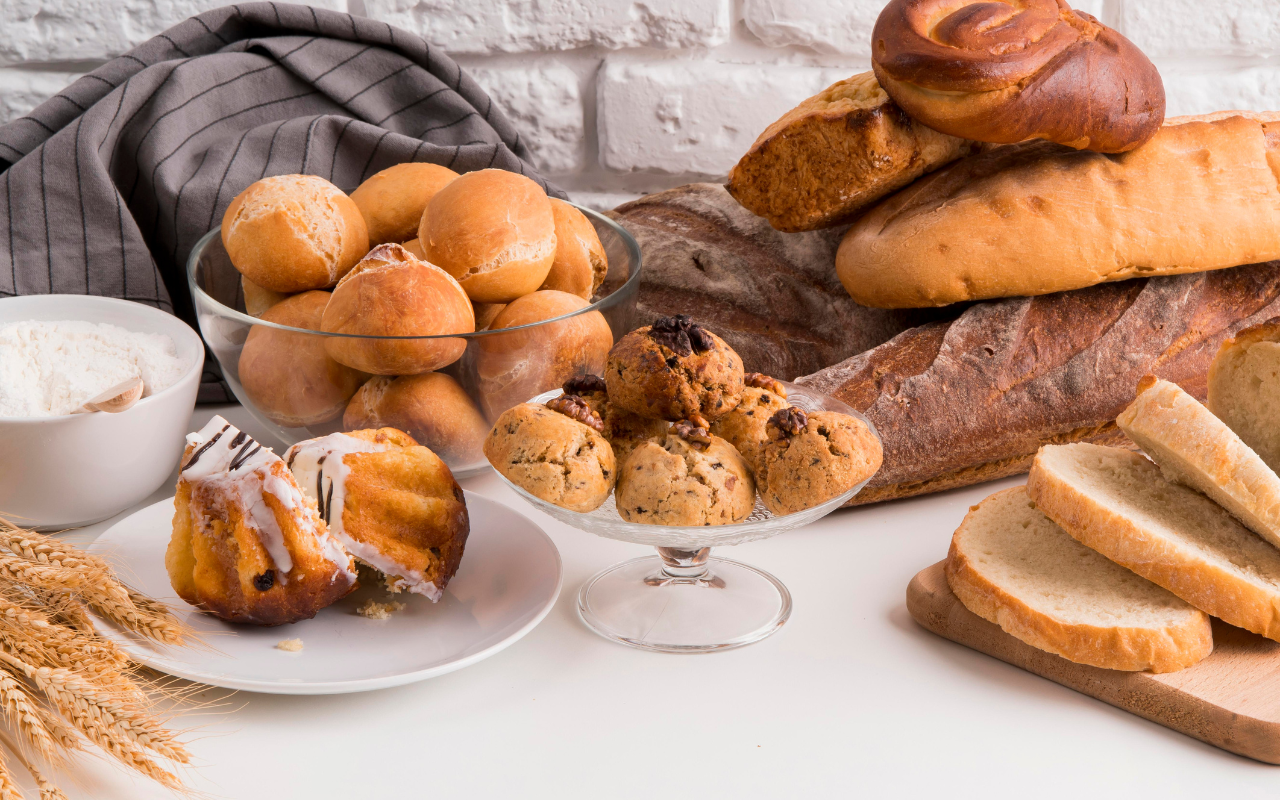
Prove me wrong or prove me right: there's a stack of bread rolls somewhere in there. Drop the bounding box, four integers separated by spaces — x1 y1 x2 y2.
221 165 612 466
727 0 1280 310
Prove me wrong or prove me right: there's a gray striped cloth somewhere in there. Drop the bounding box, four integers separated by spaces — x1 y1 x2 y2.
0 2 561 403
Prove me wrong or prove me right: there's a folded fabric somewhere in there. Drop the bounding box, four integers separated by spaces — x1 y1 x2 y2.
0 2 559 402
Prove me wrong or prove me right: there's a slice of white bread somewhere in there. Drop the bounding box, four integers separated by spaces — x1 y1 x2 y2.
1028 443 1280 641
946 486 1212 673
1117 375 1280 550
1208 318 1280 474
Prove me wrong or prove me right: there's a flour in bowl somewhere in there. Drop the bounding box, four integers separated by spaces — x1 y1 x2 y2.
0 320 190 417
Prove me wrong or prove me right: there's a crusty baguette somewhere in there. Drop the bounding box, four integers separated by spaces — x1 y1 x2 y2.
1208 317 1280 474
946 486 1211 673
725 73 973 233
1117 376 1280 550
797 263 1280 506
836 112 1280 308
1027 443 1280 642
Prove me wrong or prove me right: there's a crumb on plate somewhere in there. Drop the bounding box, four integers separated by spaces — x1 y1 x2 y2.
357 598 405 620
276 638 303 652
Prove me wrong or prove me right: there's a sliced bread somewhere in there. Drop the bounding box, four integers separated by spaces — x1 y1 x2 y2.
1208 318 1280 474
1027 443 1280 641
946 486 1212 673
1117 376 1280 550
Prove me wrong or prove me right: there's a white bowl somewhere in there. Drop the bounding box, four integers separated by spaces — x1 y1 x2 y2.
0 296 204 529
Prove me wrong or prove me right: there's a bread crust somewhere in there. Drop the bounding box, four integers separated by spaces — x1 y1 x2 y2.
837 114 1280 308
540 198 607 299
1028 444 1280 643
1208 316 1280 473
726 72 972 232
946 487 1212 673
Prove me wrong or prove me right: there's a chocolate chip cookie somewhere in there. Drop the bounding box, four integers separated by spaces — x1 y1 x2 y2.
563 374 670 465
605 315 745 422
756 407 882 515
483 398 616 512
709 373 789 474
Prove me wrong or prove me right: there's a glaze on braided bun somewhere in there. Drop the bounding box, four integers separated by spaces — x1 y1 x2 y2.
871 0 1164 153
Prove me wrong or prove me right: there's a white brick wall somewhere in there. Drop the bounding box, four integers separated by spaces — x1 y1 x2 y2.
3 0 1280 207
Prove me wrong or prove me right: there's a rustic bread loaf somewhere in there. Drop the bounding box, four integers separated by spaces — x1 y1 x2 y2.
725 72 973 233
797 263 1280 505
1027 443 1280 642
837 113 1280 308
1208 317 1280 474
946 486 1211 673
1117 376 1280 550
610 183 935 381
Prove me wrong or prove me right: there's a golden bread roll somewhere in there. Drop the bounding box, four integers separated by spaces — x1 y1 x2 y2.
321 243 475 374
837 113 1280 308
237 291 366 426
871 0 1164 153
350 162 458 245
343 373 489 466
727 72 973 232
473 302 505 331
421 169 557 303
401 237 427 260
241 275 290 317
470 290 613 420
221 174 369 293
539 199 607 299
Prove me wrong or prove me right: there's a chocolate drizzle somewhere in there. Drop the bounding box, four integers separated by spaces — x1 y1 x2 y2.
182 424 230 471
649 314 714 357
228 442 262 472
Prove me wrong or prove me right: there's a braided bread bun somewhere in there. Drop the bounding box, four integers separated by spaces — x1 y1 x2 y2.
871 0 1164 153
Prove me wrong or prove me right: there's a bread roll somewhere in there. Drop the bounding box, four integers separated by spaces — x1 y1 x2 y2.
350 163 458 245
237 291 365 426
871 0 1164 152
221 175 368 293
470 290 613 420
421 169 557 303
321 243 475 375
401 238 427 260
473 302 505 331
837 113 1280 308
727 72 973 232
241 275 290 317
539 199 607 299
343 373 489 465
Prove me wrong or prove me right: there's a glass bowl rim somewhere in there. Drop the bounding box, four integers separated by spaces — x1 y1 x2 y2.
185 201 643 341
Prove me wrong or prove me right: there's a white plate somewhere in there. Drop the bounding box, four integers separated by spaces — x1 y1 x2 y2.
88 491 562 694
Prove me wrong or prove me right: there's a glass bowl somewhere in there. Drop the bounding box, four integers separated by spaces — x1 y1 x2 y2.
497 381 882 654
186 203 641 478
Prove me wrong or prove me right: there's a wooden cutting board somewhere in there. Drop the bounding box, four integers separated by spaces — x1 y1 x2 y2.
908 560 1280 764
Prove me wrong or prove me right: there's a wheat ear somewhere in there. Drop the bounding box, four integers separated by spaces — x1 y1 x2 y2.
0 667 71 766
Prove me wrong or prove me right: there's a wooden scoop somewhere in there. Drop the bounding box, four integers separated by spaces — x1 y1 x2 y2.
76 377 145 414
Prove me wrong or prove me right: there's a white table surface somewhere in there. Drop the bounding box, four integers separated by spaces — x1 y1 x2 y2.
29 404 1280 799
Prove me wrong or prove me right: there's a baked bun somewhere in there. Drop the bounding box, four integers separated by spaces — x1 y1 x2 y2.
421 169 557 303
221 174 369 292
401 238 427 260
473 302 505 331
343 373 489 465
350 162 458 245
539 198 607 300
469 290 613 420
871 0 1164 152
237 291 366 427
241 275 290 317
321 243 475 375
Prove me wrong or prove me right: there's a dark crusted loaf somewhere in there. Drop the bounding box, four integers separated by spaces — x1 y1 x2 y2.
609 183 937 381
798 263 1280 505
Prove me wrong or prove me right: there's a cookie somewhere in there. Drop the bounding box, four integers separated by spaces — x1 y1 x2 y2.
563 374 670 465
483 397 616 512
757 407 882 515
616 417 755 526
605 315 745 422
709 374 789 474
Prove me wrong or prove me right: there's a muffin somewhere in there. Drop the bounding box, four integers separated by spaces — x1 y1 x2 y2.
756 407 883 515
615 417 755 526
484 397 616 512
605 315 744 422
709 373 789 474
563 375 669 466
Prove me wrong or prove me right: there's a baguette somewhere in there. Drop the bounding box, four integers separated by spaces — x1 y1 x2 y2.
836 112 1280 308
725 73 973 233
1208 317 1280 474
1117 376 1280 550
1027 443 1280 642
945 486 1211 673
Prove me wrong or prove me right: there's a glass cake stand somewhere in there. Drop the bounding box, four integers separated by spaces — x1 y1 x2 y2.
498 382 881 654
